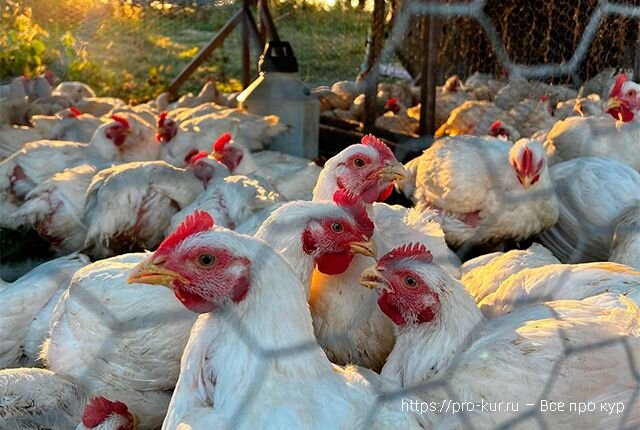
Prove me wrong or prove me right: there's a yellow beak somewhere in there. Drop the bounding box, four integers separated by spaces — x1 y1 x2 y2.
349 239 377 259
127 256 189 287
132 414 140 429
211 151 223 160
377 162 408 182
518 174 534 189
359 265 390 291
605 97 622 111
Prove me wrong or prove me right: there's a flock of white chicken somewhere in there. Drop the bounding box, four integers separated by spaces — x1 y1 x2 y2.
0 68 639 430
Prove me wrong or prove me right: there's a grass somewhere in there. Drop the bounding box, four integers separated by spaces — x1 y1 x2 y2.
4 1 371 102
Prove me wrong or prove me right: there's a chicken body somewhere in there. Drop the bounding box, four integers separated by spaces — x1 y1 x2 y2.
461 242 560 302
0 254 89 368
82 161 205 258
538 157 640 262
479 261 640 318
42 254 197 429
412 136 558 247
546 114 640 171
7 164 101 253
435 100 520 139
0 140 104 223
167 174 282 235
610 203 640 270
365 249 640 429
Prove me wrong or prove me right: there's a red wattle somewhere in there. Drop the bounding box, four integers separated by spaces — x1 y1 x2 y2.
174 286 216 314
377 293 406 325
377 184 394 202
316 252 354 275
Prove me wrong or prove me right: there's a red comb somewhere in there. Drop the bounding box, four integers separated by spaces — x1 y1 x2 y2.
157 210 215 253
520 146 533 174
332 189 374 238
489 120 502 130
380 242 433 265
111 114 130 128
185 149 209 165
158 111 168 127
69 107 82 118
82 397 131 427
609 73 628 98
385 97 398 107
361 134 395 161
213 132 232 152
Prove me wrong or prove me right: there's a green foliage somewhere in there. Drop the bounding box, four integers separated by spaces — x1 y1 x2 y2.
0 7 51 79
1 1 369 102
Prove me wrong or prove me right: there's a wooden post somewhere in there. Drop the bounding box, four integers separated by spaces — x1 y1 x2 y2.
363 0 385 130
419 14 441 136
167 9 244 95
242 0 251 88
258 0 281 42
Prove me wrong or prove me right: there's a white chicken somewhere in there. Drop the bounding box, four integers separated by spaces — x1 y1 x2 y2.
6 164 103 253
610 203 640 270
127 214 429 429
198 132 321 201
158 108 287 166
81 160 213 258
461 242 560 302
538 157 640 262
167 174 282 235
0 253 89 368
310 136 459 371
0 368 137 430
434 100 521 140
408 75 475 129
52 81 96 104
253 191 377 293
545 74 640 171
0 141 105 224
479 261 640 318
166 81 222 110
554 92 603 119
492 77 577 111
411 136 558 247
0 368 85 429
362 244 640 429
89 113 160 163
41 253 197 429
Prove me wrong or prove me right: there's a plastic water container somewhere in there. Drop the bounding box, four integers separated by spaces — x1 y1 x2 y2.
237 41 319 159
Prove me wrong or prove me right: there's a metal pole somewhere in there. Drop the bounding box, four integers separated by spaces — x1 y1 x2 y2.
419 14 440 136
364 0 385 130
634 21 640 81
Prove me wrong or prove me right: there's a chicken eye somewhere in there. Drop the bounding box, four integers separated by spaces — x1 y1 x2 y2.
197 254 216 267
331 222 344 233
353 158 366 168
404 275 418 288
627 90 636 98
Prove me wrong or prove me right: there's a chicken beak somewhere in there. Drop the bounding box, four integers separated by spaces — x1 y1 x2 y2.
127 256 189 287
360 265 391 292
605 97 622 112
377 162 408 183
518 174 533 189
211 151 223 161
349 239 377 259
